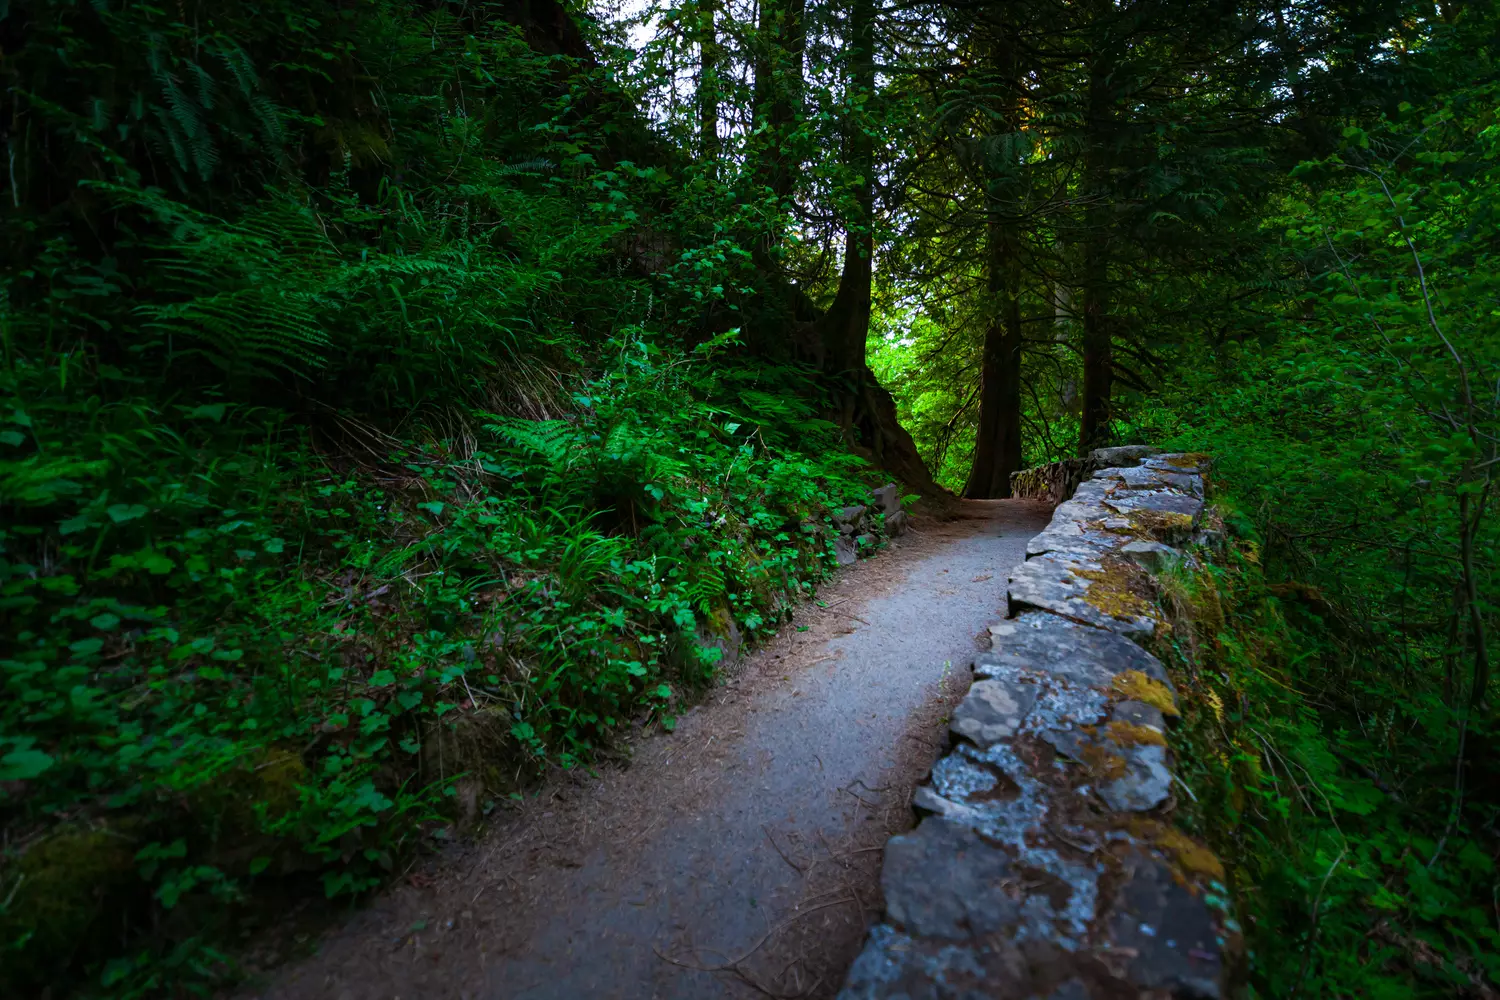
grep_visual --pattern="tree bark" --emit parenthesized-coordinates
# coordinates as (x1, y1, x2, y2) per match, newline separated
(1078, 230, 1112, 454)
(815, 0, 937, 493)
(1078, 33, 1115, 455)
(964, 214, 1024, 497)
(963, 26, 1025, 498)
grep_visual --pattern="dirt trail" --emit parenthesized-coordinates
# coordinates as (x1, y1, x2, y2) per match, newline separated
(251, 499, 1050, 1000)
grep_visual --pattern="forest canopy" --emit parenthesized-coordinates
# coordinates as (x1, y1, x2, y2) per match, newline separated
(0, 0, 1495, 996)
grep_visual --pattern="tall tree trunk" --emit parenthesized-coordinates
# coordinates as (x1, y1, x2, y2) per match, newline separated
(696, 0, 721, 169)
(964, 27, 1025, 498)
(822, 0, 876, 375)
(965, 214, 1024, 497)
(1078, 39, 1115, 455)
(816, 0, 936, 492)
(1078, 230, 1112, 454)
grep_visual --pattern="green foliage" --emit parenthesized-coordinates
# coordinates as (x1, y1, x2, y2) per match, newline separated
(1160, 513, 1499, 999)
(0, 1, 881, 995)
(1142, 25, 1500, 994)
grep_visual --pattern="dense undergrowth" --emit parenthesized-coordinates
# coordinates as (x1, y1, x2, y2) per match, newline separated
(0, 2, 890, 994)
(1159, 502, 1499, 998)
(1139, 60, 1500, 998)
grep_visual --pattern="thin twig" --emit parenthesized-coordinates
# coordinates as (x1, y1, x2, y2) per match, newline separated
(763, 825, 805, 875)
(652, 895, 856, 974)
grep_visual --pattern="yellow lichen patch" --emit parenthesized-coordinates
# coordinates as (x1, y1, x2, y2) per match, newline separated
(1125, 508, 1194, 541)
(1165, 452, 1211, 469)
(1126, 819, 1227, 886)
(1105, 720, 1168, 748)
(1155, 826, 1228, 882)
(1112, 670, 1180, 717)
(1074, 558, 1156, 623)
(1088, 516, 1146, 539)
(1078, 741, 1130, 781)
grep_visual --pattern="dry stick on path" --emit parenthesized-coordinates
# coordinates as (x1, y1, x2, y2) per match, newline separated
(652, 894, 858, 977)
(764, 824, 806, 875)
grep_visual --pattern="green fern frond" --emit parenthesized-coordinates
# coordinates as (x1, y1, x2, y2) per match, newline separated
(484, 417, 580, 475)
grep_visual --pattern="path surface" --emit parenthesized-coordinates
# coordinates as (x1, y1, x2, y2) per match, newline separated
(252, 499, 1050, 1000)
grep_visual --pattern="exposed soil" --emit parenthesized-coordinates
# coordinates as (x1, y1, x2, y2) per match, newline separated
(246, 499, 1050, 1000)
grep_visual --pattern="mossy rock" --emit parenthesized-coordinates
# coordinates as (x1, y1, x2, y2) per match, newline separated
(0, 824, 141, 994)
(195, 749, 311, 873)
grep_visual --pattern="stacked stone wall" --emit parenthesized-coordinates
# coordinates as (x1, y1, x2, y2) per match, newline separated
(840, 450, 1237, 1000)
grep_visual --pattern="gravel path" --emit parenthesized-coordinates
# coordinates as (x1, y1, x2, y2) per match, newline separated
(253, 499, 1050, 1000)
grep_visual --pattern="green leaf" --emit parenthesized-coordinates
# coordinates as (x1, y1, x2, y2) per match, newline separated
(0, 747, 55, 781)
(189, 403, 227, 422)
(141, 552, 174, 574)
(106, 503, 149, 523)
(369, 670, 396, 687)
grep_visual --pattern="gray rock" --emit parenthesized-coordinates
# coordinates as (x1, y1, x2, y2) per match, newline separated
(885, 510, 910, 536)
(1039, 981, 1090, 1000)
(856, 533, 877, 554)
(838, 924, 1029, 1000)
(1157, 470, 1205, 495)
(1120, 539, 1182, 572)
(951, 678, 1039, 747)
(1103, 489, 1203, 522)
(695, 615, 743, 672)
(834, 535, 858, 566)
(871, 482, 903, 516)
(1112, 699, 1167, 732)
(1095, 463, 1168, 489)
(979, 611, 1172, 689)
(1106, 853, 1225, 997)
(910, 784, 992, 830)
(1007, 553, 1156, 636)
(1038, 722, 1172, 813)
(1090, 444, 1160, 467)
(837, 504, 868, 524)
(882, 817, 1022, 939)
(1194, 527, 1227, 552)
(1098, 743, 1172, 812)
(1146, 452, 1211, 473)
(1026, 519, 1127, 560)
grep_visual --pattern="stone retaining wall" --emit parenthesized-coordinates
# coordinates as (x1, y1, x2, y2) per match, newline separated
(1008, 445, 1163, 503)
(839, 450, 1237, 1000)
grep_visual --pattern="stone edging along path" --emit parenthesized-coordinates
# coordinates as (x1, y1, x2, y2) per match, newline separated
(839, 448, 1238, 1000)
